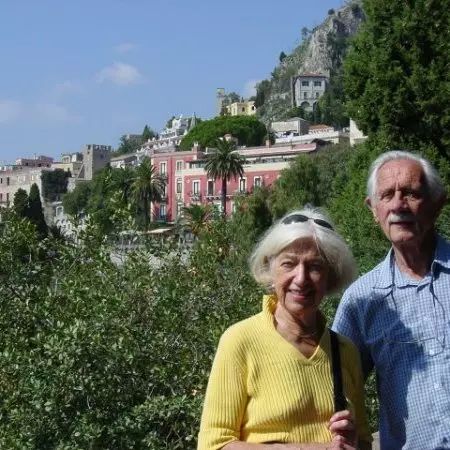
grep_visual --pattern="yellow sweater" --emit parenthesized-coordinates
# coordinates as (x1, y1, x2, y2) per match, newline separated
(197, 295, 371, 450)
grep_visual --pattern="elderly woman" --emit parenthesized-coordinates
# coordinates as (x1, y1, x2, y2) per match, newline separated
(197, 208, 372, 450)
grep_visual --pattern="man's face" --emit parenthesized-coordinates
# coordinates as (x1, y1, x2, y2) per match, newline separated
(367, 159, 439, 247)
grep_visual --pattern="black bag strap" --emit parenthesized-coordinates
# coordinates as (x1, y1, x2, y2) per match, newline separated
(329, 328, 347, 412)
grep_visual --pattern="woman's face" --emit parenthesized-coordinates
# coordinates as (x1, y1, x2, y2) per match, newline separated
(272, 238, 329, 321)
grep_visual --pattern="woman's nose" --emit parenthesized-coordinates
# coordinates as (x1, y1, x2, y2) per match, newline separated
(292, 264, 307, 284)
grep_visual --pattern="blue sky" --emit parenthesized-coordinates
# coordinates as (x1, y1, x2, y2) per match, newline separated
(0, 0, 343, 162)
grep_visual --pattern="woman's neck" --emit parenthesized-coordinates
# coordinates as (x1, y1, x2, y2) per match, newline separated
(274, 306, 322, 344)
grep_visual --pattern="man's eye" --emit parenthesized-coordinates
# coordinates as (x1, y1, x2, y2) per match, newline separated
(281, 261, 294, 268)
(380, 191, 393, 200)
(405, 190, 421, 199)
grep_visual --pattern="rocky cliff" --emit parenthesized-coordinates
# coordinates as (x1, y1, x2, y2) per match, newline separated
(257, 1, 364, 124)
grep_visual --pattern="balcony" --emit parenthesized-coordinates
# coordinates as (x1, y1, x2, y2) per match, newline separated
(204, 190, 221, 200)
(233, 189, 249, 196)
(189, 191, 202, 201)
(159, 173, 168, 180)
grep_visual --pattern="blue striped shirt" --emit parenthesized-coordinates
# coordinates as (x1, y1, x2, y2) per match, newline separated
(333, 235, 450, 449)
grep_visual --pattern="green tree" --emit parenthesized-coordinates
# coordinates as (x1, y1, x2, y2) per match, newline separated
(227, 92, 241, 104)
(27, 183, 47, 237)
(268, 155, 322, 218)
(131, 157, 165, 230)
(165, 116, 176, 129)
(179, 115, 267, 150)
(279, 51, 287, 63)
(142, 124, 157, 141)
(13, 189, 29, 219)
(182, 204, 213, 237)
(233, 186, 273, 242)
(204, 139, 245, 217)
(113, 135, 137, 156)
(41, 169, 70, 202)
(344, 0, 450, 160)
(62, 181, 92, 217)
(254, 80, 271, 109)
(286, 106, 306, 119)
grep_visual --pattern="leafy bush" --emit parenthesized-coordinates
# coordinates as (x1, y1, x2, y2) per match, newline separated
(0, 216, 260, 449)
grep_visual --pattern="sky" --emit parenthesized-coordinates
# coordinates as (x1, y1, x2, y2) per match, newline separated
(0, 0, 343, 163)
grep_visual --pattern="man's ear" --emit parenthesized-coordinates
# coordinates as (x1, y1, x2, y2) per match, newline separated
(365, 196, 378, 222)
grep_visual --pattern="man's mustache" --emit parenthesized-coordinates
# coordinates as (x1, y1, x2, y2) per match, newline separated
(388, 212, 415, 224)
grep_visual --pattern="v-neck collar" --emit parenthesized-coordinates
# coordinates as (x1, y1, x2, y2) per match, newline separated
(261, 295, 330, 364)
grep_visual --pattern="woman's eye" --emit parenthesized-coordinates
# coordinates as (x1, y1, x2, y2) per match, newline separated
(309, 263, 325, 273)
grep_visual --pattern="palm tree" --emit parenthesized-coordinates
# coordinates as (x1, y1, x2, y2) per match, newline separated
(110, 166, 135, 206)
(131, 157, 165, 230)
(182, 204, 213, 237)
(204, 138, 245, 216)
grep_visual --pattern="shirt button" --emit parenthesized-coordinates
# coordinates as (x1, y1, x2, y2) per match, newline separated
(434, 383, 440, 390)
(429, 349, 436, 356)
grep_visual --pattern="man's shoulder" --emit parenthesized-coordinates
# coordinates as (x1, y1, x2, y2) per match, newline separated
(344, 258, 388, 299)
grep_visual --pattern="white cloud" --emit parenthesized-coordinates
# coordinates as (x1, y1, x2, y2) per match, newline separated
(54, 81, 83, 96)
(0, 100, 22, 124)
(96, 62, 143, 86)
(243, 79, 260, 99)
(33, 104, 82, 124)
(114, 43, 136, 53)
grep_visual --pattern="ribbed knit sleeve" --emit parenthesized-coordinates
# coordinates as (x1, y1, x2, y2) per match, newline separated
(197, 326, 248, 450)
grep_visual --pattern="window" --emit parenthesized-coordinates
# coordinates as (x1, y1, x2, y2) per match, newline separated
(159, 204, 166, 220)
(303, 92, 308, 99)
(254, 176, 262, 188)
(193, 180, 200, 195)
(207, 180, 214, 196)
(176, 178, 182, 194)
(239, 178, 247, 193)
(6, 177, 10, 186)
(160, 162, 167, 174)
(314, 81, 322, 87)
(301, 80, 309, 87)
(176, 160, 183, 171)
(315, 92, 320, 98)
(0, 193, 2, 202)
(6, 193, 9, 203)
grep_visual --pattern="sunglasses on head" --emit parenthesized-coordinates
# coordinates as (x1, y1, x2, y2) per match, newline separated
(281, 214, 334, 231)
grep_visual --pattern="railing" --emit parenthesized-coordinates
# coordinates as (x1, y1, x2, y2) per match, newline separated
(189, 191, 201, 201)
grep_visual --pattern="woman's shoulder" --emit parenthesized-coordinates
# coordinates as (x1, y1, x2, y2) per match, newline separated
(219, 312, 266, 349)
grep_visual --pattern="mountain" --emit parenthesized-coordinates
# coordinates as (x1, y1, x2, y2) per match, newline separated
(256, 1, 365, 124)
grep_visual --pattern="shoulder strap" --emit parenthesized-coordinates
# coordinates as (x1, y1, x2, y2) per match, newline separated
(329, 328, 347, 412)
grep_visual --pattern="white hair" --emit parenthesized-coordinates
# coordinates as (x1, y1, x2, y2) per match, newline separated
(250, 206, 357, 295)
(367, 150, 446, 204)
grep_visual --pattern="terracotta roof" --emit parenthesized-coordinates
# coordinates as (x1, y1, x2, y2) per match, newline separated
(299, 72, 327, 77)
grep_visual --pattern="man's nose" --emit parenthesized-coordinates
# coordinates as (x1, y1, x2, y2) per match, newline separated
(391, 191, 407, 210)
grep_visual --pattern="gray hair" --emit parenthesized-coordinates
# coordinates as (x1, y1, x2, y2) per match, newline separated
(250, 206, 357, 295)
(367, 150, 446, 204)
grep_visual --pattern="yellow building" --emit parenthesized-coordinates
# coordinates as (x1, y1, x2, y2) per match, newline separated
(226, 100, 256, 116)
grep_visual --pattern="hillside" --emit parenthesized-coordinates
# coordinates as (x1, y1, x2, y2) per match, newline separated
(256, 0, 364, 124)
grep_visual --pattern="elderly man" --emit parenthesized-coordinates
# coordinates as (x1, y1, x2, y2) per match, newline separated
(333, 150, 449, 449)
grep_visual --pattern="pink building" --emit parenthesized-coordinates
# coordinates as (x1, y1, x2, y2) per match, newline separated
(147, 141, 321, 222)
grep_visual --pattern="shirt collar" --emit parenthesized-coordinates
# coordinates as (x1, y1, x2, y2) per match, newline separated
(433, 234, 450, 270)
(373, 233, 450, 290)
